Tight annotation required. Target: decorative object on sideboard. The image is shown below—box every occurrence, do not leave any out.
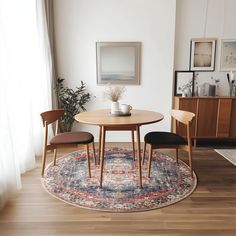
[207,76,217,96]
[174,71,194,97]
[189,38,216,71]
[197,82,216,97]
[197,82,209,96]
[214,78,220,96]
[193,72,199,96]
[207,83,216,96]
[227,71,235,96]
[103,84,126,114]
[55,78,92,132]
[194,74,220,97]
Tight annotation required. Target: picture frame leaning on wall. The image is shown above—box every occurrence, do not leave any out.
[189,38,217,71]
[220,39,236,71]
[174,71,194,97]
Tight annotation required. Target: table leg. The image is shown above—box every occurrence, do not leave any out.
[98,126,102,165]
[136,125,142,188]
[99,126,106,188]
[131,129,135,161]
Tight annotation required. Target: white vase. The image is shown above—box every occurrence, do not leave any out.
[111,101,119,114]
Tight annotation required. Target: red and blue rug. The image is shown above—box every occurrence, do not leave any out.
[41,147,197,212]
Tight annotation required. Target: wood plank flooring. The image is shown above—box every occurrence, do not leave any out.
[0,143,236,236]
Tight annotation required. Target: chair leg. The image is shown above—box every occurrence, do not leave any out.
[131,130,135,161]
[92,141,96,166]
[175,148,179,164]
[85,144,91,178]
[147,144,153,178]
[188,148,193,178]
[41,147,47,177]
[53,149,57,166]
[142,142,147,165]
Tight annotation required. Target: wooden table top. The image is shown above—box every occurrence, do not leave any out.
[75,109,164,126]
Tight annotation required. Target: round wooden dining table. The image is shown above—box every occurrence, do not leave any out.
[75,109,164,188]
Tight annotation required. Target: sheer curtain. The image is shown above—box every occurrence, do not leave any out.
[0,0,53,210]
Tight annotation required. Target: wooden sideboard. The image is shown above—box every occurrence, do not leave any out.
[173,96,236,143]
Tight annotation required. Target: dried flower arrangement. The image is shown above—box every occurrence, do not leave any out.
[103,85,126,102]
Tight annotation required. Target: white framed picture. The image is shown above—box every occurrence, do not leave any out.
[96,42,141,85]
[220,39,236,71]
[190,38,217,71]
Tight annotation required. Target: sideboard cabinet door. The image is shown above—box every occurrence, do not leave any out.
[197,98,218,137]
[230,99,236,137]
[216,98,232,137]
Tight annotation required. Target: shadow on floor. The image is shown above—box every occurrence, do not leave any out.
[196,140,236,148]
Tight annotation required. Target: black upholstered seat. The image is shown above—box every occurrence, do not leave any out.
[144,131,187,146]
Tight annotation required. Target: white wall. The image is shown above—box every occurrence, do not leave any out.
[174,0,236,96]
[53,0,176,142]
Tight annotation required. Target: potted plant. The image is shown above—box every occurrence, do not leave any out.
[55,78,92,132]
[103,85,126,113]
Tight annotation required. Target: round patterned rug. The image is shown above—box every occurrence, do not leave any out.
[41,147,197,212]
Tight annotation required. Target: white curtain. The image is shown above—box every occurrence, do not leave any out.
[0,0,53,210]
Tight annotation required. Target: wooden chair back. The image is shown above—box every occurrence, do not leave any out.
[40,109,64,126]
[171,109,195,154]
[171,109,195,125]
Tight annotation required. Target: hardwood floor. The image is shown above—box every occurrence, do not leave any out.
[0,143,236,236]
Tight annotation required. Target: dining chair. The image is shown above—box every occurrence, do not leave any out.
[142,109,195,178]
[40,109,96,177]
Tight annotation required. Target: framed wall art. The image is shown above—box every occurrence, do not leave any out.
[174,71,194,96]
[96,42,141,85]
[189,38,216,71]
[220,39,236,71]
